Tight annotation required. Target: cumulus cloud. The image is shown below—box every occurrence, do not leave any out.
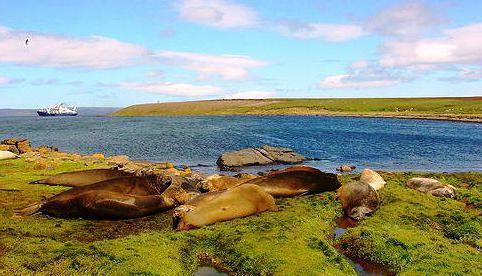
[277,21,365,42]
[225,90,276,99]
[118,81,223,97]
[320,63,406,89]
[157,51,268,81]
[440,68,482,83]
[364,1,445,38]
[380,23,482,68]
[320,75,399,89]
[0,26,150,69]
[177,0,259,28]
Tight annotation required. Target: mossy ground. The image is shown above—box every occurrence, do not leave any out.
[1,159,481,275]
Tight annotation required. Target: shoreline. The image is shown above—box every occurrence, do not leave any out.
[110,113,482,123]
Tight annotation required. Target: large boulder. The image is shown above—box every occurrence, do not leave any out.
[359,169,386,190]
[217,145,306,170]
[406,177,456,198]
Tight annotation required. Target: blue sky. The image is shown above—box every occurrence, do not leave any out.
[0,0,481,108]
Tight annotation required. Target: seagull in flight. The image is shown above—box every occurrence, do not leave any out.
[25,37,29,46]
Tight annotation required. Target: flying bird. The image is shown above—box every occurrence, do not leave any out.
[25,38,29,46]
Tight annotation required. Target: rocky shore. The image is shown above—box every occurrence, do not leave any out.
[0,138,481,275]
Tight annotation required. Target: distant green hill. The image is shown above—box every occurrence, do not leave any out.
[111,98,482,122]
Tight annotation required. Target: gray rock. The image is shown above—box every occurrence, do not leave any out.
[336,164,356,172]
[217,145,306,170]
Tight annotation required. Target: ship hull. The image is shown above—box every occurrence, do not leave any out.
[37,111,78,117]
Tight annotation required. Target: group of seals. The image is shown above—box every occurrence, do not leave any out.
[16,166,342,229]
[16,171,201,219]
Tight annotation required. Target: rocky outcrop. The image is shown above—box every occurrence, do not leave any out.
[406,178,456,198]
[336,164,356,172]
[1,138,32,154]
[217,145,306,170]
[359,169,386,190]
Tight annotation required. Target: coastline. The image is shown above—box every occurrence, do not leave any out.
[111,112,482,123]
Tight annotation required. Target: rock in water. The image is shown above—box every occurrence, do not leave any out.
[406,178,456,198]
[337,181,380,221]
[359,169,386,190]
[0,150,20,160]
[244,166,341,197]
[216,145,306,170]
[336,164,356,172]
[172,183,277,230]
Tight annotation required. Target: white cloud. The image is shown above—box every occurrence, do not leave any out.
[319,63,405,89]
[320,74,399,89]
[350,60,369,69]
[440,68,482,83]
[225,90,276,99]
[380,23,482,68]
[277,21,365,42]
[0,26,150,69]
[177,0,259,28]
[364,2,445,38]
[118,82,223,97]
[157,51,268,81]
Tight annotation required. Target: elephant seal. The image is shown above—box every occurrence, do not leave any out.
[199,174,256,192]
[30,169,133,187]
[244,166,341,197]
[359,169,386,191]
[172,184,277,230]
[406,178,456,198]
[337,181,380,221]
[0,150,19,161]
[15,175,190,219]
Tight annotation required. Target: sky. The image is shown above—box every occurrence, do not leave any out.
[0,0,481,108]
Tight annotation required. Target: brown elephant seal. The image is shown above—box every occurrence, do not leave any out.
[172,184,277,231]
[337,181,380,221]
[30,169,133,187]
[406,178,456,198]
[199,174,256,192]
[244,166,341,197]
[359,169,386,191]
[15,174,196,219]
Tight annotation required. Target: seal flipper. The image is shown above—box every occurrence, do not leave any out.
[14,200,46,216]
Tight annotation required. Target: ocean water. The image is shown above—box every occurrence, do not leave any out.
[0,115,481,173]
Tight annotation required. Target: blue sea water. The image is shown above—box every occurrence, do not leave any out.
[0,115,481,173]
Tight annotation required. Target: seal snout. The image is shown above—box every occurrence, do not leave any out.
[172,205,195,230]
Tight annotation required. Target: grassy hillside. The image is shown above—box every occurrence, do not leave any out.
[111,98,482,120]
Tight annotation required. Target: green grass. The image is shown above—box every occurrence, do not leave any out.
[1,159,481,275]
[111,98,482,120]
